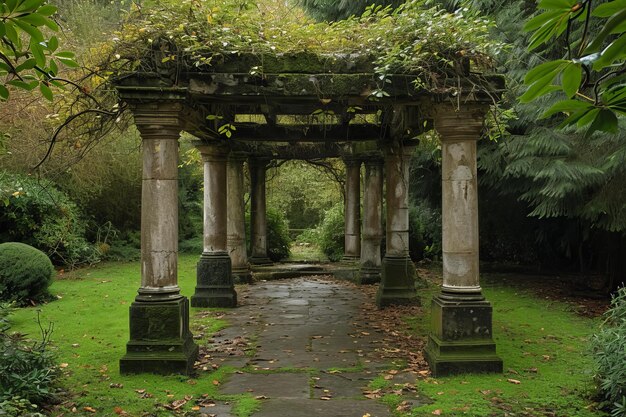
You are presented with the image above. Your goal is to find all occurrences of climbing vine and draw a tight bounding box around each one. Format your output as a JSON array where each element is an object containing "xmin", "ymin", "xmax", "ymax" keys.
[{"xmin": 108, "ymin": 0, "xmax": 502, "ymax": 93}]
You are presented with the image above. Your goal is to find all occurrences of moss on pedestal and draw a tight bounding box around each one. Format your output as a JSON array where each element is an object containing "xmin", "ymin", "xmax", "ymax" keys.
[
  {"xmin": 191, "ymin": 253, "xmax": 237, "ymax": 308},
  {"xmin": 376, "ymin": 256, "xmax": 420, "ymax": 307}
]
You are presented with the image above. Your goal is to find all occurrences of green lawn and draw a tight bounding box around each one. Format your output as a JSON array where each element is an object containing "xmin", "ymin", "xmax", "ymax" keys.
[{"xmin": 7, "ymin": 258, "xmax": 607, "ymax": 417}]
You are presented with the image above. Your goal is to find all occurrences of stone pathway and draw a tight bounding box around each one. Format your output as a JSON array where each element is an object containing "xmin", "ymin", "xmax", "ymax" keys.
[{"xmin": 197, "ymin": 276, "xmax": 420, "ymax": 417}]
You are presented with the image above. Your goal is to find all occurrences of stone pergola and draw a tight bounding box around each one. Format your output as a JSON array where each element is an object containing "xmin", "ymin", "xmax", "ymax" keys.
[{"xmin": 115, "ymin": 53, "xmax": 503, "ymax": 376}]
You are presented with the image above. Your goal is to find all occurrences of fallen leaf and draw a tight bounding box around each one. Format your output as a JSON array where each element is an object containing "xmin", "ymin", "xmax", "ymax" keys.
[
  {"xmin": 83, "ymin": 407, "xmax": 96, "ymax": 413},
  {"xmin": 212, "ymin": 380, "xmax": 220, "ymax": 386},
  {"xmin": 432, "ymin": 410, "xmax": 442, "ymax": 415},
  {"xmin": 507, "ymin": 379, "xmax": 521, "ymax": 385}
]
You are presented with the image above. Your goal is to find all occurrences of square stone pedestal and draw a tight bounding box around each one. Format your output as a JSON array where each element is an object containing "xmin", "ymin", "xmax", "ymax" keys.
[
  {"xmin": 358, "ymin": 264, "xmax": 381, "ymax": 285},
  {"xmin": 425, "ymin": 295, "xmax": 503, "ymax": 376},
  {"xmin": 376, "ymin": 256, "xmax": 420, "ymax": 307},
  {"xmin": 120, "ymin": 296, "xmax": 198, "ymax": 375},
  {"xmin": 191, "ymin": 253, "xmax": 237, "ymax": 308}
]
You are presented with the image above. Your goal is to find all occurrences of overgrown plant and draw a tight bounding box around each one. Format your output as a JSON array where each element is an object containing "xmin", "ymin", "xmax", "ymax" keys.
[
  {"xmin": 0, "ymin": 304, "xmax": 58, "ymax": 414},
  {"xmin": 591, "ymin": 286, "xmax": 626, "ymax": 417}
]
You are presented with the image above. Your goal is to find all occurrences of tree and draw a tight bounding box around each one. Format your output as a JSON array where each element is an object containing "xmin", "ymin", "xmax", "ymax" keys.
[
  {"xmin": 292, "ymin": 0, "xmax": 404, "ymax": 21},
  {"xmin": 521, "ymin": 0, "xmax": 626, "ymax": 137},
  {"xmin": 0, "ymin": 0, "xmax": 78, "ymax": 101}
]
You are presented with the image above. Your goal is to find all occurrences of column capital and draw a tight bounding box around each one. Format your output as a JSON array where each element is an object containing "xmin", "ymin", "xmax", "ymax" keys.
[
  {"xmin": 195, "ymin": 141, "xmax": 230, "ymax": 161},
  {"xmin": 128, "ymin": 100, "xmax": 185, "ymax": 139},
  {"xmin": 228, "ymin": 151, "xmax": 249, "ymax": 163},
  {"xmin": 342, "ymin": 156, "xmax": 362, "ymax": 167},
  {"xmin": 434, "ymin": 104, "xmax": 488, "ymax": 142}
]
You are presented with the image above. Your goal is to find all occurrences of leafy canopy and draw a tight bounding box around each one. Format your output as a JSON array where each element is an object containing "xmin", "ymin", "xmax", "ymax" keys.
[
  {"xmin": 111, "ymin": 0, "xmax": 500, "ymax": 90},
  {"xmin": 0, "ymin": 0, "xmax": 78, "ymax": 101},
  {"xmin": 521, "ymin": 0, "xmax": 626, "ymax": 136}
]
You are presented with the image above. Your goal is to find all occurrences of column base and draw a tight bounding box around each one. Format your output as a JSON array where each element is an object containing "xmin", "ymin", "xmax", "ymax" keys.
[
  {"xmin": 120, "ymin": 297, "xmax": 198, "ymax": 375},
  {"xmin": 191, "ymin": 253, "xmax": 237, "ymax": 308},
  {"xmin": 425, "ymin": 293, "xmax": 503, "ymax": 376},
  {"xmin": 376, "ymin": 256, "xmax": 419, "ymax": 308},
  {"xmin": 249, "ymin": 255, "xmax": 273, "ymax": 265},
  {"xmin": 232, "ymin": 266, "xmax": 253, "ymax": 284},
  {"xmin": 357, "ymin": 264, "xmax": 381, "ymax": 285}
]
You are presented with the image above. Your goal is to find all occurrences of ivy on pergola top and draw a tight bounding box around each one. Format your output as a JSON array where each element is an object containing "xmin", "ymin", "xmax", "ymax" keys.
[{"xmin": 112, "ymin": 0, "xmax": 504, "ymax": 158}]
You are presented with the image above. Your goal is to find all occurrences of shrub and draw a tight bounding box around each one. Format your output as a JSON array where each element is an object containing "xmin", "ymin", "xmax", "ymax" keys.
[
  {"xmin": 315, "ymin": 203, "xmax": 345, "ymax": 262},
  {"xmin": 0, "ymin": 303, "xmax": 58, "ymax": 413},
  {"xmin": 409, "ymin": 202, "xmax": 442, "ymax": 261},
  {"xmin": 0, "ymin": 173, "xmax": 100, "ymax": 267},
  {"xmin": 244, "ymin": 207, "xmax": 292, "ymax": 262},
  {"xmin": 0, "ymin": 243, "xmax": 54, "ymax": 304},
  {"xmin": 266, "ymin": 208, "xmax": 292, "ymax": 262},
  {"xmin": 591, "ymin": 287, "xmax": 626, "ymax": 417}
]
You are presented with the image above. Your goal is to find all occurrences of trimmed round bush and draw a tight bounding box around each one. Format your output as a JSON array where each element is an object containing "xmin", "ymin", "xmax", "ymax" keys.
[{"xmin": 0, "ymin": 242, "xmax": 54, "ymax": 303}]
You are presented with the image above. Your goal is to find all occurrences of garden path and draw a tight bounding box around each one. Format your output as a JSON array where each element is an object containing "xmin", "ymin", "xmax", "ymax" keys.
[{"xmin": 197, "ymin": 277, "xmax": 428, "ymax": 417}]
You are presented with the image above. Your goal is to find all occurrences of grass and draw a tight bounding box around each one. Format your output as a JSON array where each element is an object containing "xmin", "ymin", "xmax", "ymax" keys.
[
  {"xmin": 6, "ymin": 258, "xmax": 608, "ymax": 417},
  {"xmin": 398, "ymin": 271, "xmax": 605, "ymax": 417},
  {"xmin": 8, "ymin": 254, "xmax": 246, "ymax": 417}
]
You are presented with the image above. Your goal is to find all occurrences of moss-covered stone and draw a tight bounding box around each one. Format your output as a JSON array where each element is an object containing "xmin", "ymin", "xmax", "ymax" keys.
[
  {"xmin": 376, "ymin": 256, "xmax": 420, "ymax": 307},
  {"xmin": 191, "ymin": 253, "xmax": 237, "ymax": 308}
]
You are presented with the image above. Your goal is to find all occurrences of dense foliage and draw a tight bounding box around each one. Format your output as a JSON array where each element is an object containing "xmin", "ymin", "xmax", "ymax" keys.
[
  {"xmin": 0, "ymin": 303, "xmax": 58, "ymax": 416},
  {"xmin": 266, "ymin": 208, "xmax": 292, "ymax": 262},
  {"xmin": 591, "ymin": 287, "xmax": 626, "ymax": 416},
  {"xmin": 0, "ymin": 173, "xmax": 99, "ymax": 267},
  {"xmin": 0, "ymin": 0, "xmax": 78, "ymax": 101},
  {"xmin": 292, "ymin": 0, "xmax": 404, "ymax": 21},
  {"xmin": 111, "ymin": 0, "xmax": 499, "ymax": 92},
  {"xmin": 0, "ymin": 242, "xmax": 54, "ymax": 304},
  {"xmin": 314, "ymin": 203, "xmax": 345, "ymax": 262}
]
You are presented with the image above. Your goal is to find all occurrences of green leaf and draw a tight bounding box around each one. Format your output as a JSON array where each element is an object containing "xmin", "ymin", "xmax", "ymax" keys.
[
  {"xmin": 525, "ymin": 60, "xmax": 568, "ymax": 84},
  {"xmin": 586, "ymin": 109, "xmax": 618, "ymax": 137},
  {"xmin": 54, "ymin": 51, "xmax": 75, "ymax": 59},
  {"xmin": 542, "ymin": 99, "xmax": 592, "ymax": 118},
  {"xmin": 47, "ymin": 36, "xmax": 58, "ymax": 52},
  {"xmin": 584, "ymin": 8, "xmax": 626, "ymax": 53},
  {"xmin": 29, "ymin": 39, "xmax": 45, "ymax": 67},
  {"xmin": 520, "ymin": 81, "xmax": 560, "ymax": 103},
  {"xmin": 39, "ymin": 82, "xmax": 52, "ymax": 101},
  {"xmin": 538, "ymin": 0, "xmax": 577, "ymax": 10},
  {"xmin": 0, "ymin": 21, "xmax": 5, "ymax": 37},
  {"xmin": 13, "ymin": 18, "xmax": 44, "ymax": 43},
  {"xmin": 593, "ymin": 34, "xmax": 626, "ymax": 70},
  {"xmin": 16, "ymin": 0, "xmax": 45, "ymax": 12},
  {"xmin": 576, "ymin": 107, "xmax": 600, "ymax": 127},
  {"xmin": 561, "ymin": 63, "xmax": 582, "ymax": 98},
  {"xmin": 36, "ymin": 5, "xmax": 57, "ymax": 16},
  {"xmin": 4, "ymin": 21, "xmax": 19, "ymax": 46},
  {"xmin": 18, "ymin": 12, "xmax": 48, "ymax": 27},
  {"xmin": 7, "ymin": 79, "xmax": 37, "ymax": 90},
  {"xmin": 48, "ymin": 58, "xmax": 57, "ymax": 76},
  {"xmin": 0, "ymin": 84, "xmax": 9, "ymax": 100},
  {"xmin": 523, "ymin": 10, "xmax": 563, "ymax": 32},
  {"xmin": 6, "ymin": 0, "xmax": 18, "ymax": 12},
  {"xmin": 14, "ymin": 57, "xmax": 36, "ymax": 72},
  {"xmin": 592, "ymin": 0, "xmax": 626, "ymax": 18}
]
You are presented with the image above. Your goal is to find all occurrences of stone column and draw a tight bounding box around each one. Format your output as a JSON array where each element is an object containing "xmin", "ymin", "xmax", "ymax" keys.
[
  {"xmin": 191, "ymin": 143, "xmax": 237, "ymax": 308},
  {"xmin": 119, "ymin": 99, "xmax": 198, "ymax": 375},
  {"xmin": 249, "ymin": 157, "xmax": 272, "ymax": 265},
  {"xmin": 228, "ymin": 152, "xmax": 252, "ymax": 283},
  {"xmin": 376, "ymin": 142, "xmax": 419, "ymax": 307},
  {"xmin": 342, "ymin": 158, "xmax": 361, "ymax": 262},
  {"xmin": 359, "ymin": 155, "xmax": 383, "ymax": 284},
  {"xmin": 425, "ymin": 104, "xmax": 502, "ymax": 376}
]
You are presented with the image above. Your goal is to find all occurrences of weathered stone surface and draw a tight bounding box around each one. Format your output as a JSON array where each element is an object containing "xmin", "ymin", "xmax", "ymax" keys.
[
  {"xmin": 249, "ymin": 158, "xmax": 272, "ymax": 265},
  {"xmin": 221, "ymin": 373, "xmax": 310, "ymax": 398},
  {"xmin": 191, "ymin": 253, "xmax": 236, "ymax": 308},
  {"xmin": 252, "ymin": 399, "xmax": 392, "ymax": 417},
  {"xmin": 343, "ymin": 158, "xmax": 361, "ymax": 261},
  {"xmin": 376, "ymin": 256, "xmax": 419, "ymax": 308},
  {"xmin": 227, "ymin": 153, "xmax": 252, "ymax": 283},
  {"xmin": 120, "ymin": 297, "xmax": 198, "ymax": 374},
  {"xmin": 359, "ymin": 157, "xmax": 383, "ymax": 285},
  {"xmin": 425, "ymin": 103, "xmax": 502, "ymax": 376}
]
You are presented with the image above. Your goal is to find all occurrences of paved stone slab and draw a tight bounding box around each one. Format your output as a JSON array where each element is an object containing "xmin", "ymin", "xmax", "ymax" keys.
[
  {"xmin": 312, "ymin": 372, "xmax": 373, "ymax": 399},
  {"xmin": 220, "ymin": 373, "xmax": 310, "ymax": 399},
  {"xmin": 199, "ymin": 401, "xmax": 234, "ymax": 417},
  {"xmin": 251, "ymin": 398, "xmax": 393, "ymax": 417}
]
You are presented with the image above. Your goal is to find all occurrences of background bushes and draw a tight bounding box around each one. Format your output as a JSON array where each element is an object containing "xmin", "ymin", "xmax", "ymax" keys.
[
  {"xmin": 591, "ymin": 287, "xmax": 626, "ymax": 417},
  {"xmin": 0, "ymin": 174, "xmax": 99, "ymax": 267}
]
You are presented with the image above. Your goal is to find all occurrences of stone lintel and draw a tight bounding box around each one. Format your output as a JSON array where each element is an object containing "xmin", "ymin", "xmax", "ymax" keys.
[{"xmin": 433, "ymin": 104, "xmax": 488, "ymax": 142}]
